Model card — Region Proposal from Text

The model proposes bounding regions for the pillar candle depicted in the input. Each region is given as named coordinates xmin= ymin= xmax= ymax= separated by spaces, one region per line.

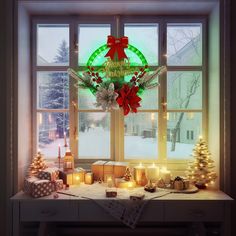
xmin=160 ymin=167 xmax=171 ymax=184
xmin=134 ymin=163 xmax=146 ymax=185
xmin=146 ymin=163 xmax=159 ymax=182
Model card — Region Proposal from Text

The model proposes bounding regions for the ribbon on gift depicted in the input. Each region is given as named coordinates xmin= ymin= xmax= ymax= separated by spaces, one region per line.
xmin=105 ymin=35 xmax=128 ymax=60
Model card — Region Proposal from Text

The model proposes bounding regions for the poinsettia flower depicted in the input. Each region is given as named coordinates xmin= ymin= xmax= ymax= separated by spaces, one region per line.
xmin=116 ymin=84 xmax=142 ymax=115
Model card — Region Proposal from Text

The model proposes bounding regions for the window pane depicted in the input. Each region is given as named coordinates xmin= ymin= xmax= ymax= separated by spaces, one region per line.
xmin=167 ymin=23 xmax=202 ymax=66
xmin=167 ymin=112 xmax=202 ymax=159
xmin=78 ymin=112 xmax=110 ymax=159
xmin=37 ymin=72 xmax=69 ymax=109
xmin=78 ymin=88 xmax=99 ymax=110
xmin=37 ymin=112 xmax=69 ymax=158
xmin=37 ymin=24 xmax=69 ymax=66
xmin=167 ymin=71 xmax=202 ymax=110
xmin=78 ymin=24 xmax=111 ymax=66
xmin=125 ymin=24 xmax=158 ymax=66
xmin=125 ymin=113 xmax=158 ymax=159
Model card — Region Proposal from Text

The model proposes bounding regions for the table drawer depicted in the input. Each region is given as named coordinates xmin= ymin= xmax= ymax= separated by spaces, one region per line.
xmin=21 ymin=201 xmax=78 ymax=222
xmin=165 ymin=202 xmax=224 ymax=222
xmin=139 ymin=201 xmax=164 ymax=222
xmin=78 ymin=201 xmax=115 ymax=222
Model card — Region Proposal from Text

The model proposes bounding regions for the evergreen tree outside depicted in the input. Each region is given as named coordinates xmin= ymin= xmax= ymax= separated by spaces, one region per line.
xmin=39 ymin=40 xmax=69 ymax=144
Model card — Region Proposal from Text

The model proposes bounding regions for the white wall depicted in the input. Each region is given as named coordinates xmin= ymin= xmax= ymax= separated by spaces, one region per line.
xmin=18 ymin=5 xmax=31 ymax=189
xmin=208 ymin=3 xmax=220 ymax=189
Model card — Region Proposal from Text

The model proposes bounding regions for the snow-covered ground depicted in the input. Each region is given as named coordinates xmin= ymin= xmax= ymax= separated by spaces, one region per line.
xmin=40 ymin=127 xmax=194 ymax=160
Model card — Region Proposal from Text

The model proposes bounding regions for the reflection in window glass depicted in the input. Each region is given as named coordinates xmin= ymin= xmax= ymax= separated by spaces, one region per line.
xmin=37 ymin=24 xmax=69 ymax=66
xmin=125 ymin=24 xmax=158 ymax=66
xmin=167 ymin=112 xmax=202 ymax=159
xmin=167 ymin=23 xmax=202 ymax=66
xmin=167 ymin=71 xmax=202 ymax=110
xmin=78 ymin=25 xmax=110 ymax=66
xmin=37 ymin=112 xmax=69 ymax=158
xmin=37 ymin=72 xmax=69 ymax=109
xmin=125 ymin=113 xmax=158 ymax=159
xmin=78 ymin=112 xmax=110 ymax=159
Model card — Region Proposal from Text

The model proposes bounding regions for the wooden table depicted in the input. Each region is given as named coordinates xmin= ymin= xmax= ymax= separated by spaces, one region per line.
xmin=11 ymin=188 xmax=233 ymax=236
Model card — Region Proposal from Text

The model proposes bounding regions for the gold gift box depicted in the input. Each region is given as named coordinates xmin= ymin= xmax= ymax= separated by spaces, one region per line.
xmin=92 ymin=161 xmax=128 ymax=181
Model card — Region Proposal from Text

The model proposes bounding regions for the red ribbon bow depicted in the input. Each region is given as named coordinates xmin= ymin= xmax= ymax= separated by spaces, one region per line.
xmin=105 ymin=35 xmax=128 ymax=60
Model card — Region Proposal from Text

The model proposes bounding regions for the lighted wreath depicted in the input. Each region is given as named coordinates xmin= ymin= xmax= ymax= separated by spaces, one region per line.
xmin=68 ymin=35 xmax=166 ymax=115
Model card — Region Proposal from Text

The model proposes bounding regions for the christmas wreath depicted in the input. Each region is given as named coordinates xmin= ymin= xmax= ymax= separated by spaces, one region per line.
xmin=68 ymin=35 xmax=166 ymax=115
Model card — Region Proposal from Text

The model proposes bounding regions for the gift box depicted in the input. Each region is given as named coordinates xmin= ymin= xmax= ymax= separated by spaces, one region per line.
xmin=52 ymin=179 xmax=64 ymax=191
xmin=23 ymin=177 xmax=54 ymax=198
xmin=38 ymin=167 xmax=59 ymax=181
xmin=92 ymin=161 xmax=107 ymax=181
xmin=59 ymin=168 xmax=85 ymax=185
xmin=92 ymin=161 xmax=128 ymax=181
xmin=59 ymin=171 xmax=73 ymax=185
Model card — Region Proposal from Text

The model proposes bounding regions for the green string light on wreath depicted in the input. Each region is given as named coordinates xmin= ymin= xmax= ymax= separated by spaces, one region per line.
xmin=86 ymin=44 xmax=148 ymax=67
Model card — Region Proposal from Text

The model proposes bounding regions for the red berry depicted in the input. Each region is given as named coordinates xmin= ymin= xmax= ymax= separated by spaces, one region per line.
xmin=93 ymin=78 xmax=96 ymax=82
xmin=91 ymin=67 xmax=94 ymax=71
xmin=92 ymin=72 xmax=95 ymax=76
xmin=145 ymin=65 xmax=148 ymax=68
xmin=96 ymin=72 xmax=99 ymax=76
xmin=87 ymin=71 xmax=91 ymax=75
xmin=134 ymin=72 xmax=138 ymax=76
xmin=140 ymin=68 xmax=144 ymax=72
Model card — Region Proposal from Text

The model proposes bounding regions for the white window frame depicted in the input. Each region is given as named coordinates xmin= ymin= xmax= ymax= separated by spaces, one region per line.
xmin=32 ymin=15 xmax=207 ymax=166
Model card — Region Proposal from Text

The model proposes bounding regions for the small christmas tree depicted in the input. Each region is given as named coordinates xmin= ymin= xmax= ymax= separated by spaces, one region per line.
xmin=28 ymin=151 xmax=47 ymax=176
xmin=186 ymin=137 xmax=217 ymax=189
xmin=123 ymin=167 xmax=132 ymax=181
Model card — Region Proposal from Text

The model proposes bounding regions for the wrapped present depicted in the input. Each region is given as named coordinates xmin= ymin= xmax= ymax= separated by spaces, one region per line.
xmin=38 ymin=167 xmax=59 ymax=181
xmin=92 ymin=161 xmax=107 ymax=181
xmin=59 ymin=171 xmax=73 ymax=185
xmin=113 ymin=162 xmax=128 ymax=178
xmin=92 ymin=161 xmax=128 ymax=181
xmin=52 ymin=179 xmax=64 ymax=191
xmin=105 ymin=188 xmax=117 ymax=198
xmin=59 ymin=168 xmax=85 ymax=185
xmin=23 ymin=177 xmax=54 ymax=198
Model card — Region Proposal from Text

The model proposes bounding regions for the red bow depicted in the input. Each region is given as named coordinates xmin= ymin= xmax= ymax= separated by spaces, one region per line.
xmin=105 ymin=35 xmax=128 ymax=60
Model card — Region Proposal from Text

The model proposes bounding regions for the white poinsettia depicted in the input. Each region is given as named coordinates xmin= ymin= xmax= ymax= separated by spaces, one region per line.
xmin=95 ymin=83 xmax=119 ymax=111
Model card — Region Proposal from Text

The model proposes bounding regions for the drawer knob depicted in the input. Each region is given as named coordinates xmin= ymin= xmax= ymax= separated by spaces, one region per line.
xmin=40 ymin=209 xmax=56 ymax=217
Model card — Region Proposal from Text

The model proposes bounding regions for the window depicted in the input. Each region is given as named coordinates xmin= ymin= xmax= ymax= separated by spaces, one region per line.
xmin=33 ymin=17 xmax=206 ymax=162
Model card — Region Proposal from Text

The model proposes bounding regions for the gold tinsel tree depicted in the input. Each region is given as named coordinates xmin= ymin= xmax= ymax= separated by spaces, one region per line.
xmin=186 ymin=137 xmax=217 ymax=189
xmin=28 ymin=151 xmax=47 ymax=176
xmin=123 ymin=167 xmax=132 ymax=181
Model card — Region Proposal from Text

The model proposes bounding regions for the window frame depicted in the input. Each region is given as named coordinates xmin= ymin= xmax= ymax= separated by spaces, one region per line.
xmin=32 ymin=15 xmax=207 ymax=166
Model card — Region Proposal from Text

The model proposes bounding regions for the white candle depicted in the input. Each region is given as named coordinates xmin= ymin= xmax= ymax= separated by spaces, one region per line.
xmin=146 ymin=163 xmax=159 ymax=182
xmin=160 ymin=167 xmax=171 ymax=184
xmin=107 ymin=177 xmax=113 ymax=188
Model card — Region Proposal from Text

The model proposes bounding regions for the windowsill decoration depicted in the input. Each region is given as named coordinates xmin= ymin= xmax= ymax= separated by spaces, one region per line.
xmin=68 ymin=35 xmax=166 ymax=115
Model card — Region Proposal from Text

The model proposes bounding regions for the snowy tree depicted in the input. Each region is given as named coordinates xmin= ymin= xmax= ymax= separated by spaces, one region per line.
xmin=40 ymin=40 xmax=69 ymax=144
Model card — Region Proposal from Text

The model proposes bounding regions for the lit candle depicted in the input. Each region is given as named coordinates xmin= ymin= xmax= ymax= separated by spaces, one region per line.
xmin=160 ymin=167 xmax=171 ymax=184
xmin=64 ymin=131 xmax=68 ymax=147
xmin=85 ymin=172 xmax=94 ymax=185
xmin=107 ymin=177 xmax=113 ymax=188
xmin=146 ymin=163 xmax=159 ymax=182
xmin=134 ymin=163 xmax=146 ymax=186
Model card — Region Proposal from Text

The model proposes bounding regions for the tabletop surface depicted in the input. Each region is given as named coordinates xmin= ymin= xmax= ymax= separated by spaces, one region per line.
xmin=11 ymin=183 xmax=233 ymax=201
